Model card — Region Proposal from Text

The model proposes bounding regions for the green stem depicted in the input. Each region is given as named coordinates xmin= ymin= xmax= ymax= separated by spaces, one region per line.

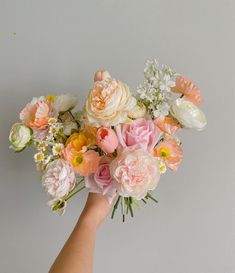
xmin=65 ymin=185 xmax=85 ymax=202
xmin=146 ymin=192 xmax=158 ymax=204
xmin=111 ymin=196 xmax=121 ymax=219
xmin=121 ymin=197 xmax=125 ymax=222
xmin=128 ymin=198 xmax=134 ymax=217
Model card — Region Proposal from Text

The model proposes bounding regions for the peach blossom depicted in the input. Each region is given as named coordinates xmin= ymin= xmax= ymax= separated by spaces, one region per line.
xmin=96 ymin=127 xmax=119 ymax=154
xmin=171 ymin=76 xmax=202 ymax=105
xmin=154 ymin=138 xmax=183 ymax=172
xmin=155 ymin=116 xmax=180 ymax=135
xmin=20 ymin=97 xmax=53 ymax=129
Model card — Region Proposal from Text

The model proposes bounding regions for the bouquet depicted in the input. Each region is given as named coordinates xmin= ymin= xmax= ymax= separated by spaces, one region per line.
xmin=9 ymin=60 xmax=207 ymax=221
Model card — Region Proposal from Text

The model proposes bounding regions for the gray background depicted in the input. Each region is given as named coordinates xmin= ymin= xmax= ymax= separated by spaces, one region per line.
xmin=0 ymin=0 xmax=234 ymax=272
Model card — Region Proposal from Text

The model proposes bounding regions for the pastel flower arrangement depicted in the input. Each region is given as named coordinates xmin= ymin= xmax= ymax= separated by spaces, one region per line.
xmin=9 ymin=60 xmax=207 ymax=220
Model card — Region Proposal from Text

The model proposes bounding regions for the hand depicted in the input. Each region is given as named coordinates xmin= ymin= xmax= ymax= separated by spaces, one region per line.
xmin=79 ymin=193 xmax=116 ymax=230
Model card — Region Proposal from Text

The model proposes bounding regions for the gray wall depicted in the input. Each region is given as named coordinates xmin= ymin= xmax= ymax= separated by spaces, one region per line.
xmin=0 ymin=0 xmax=234 ymax=272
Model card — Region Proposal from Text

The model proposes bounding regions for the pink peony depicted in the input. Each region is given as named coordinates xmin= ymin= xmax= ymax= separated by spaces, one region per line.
xmin=20 ymin=97 xmax=53 ymax=130
xmin=85 ymin=161 xmax=117 ymax=204
xmin=110 ymin=148 xmax=160 ymax=200
xmin=42 ymin=159 xmax=76 ymax=199
xmin=96 ymin=127 xmax=119 ymax=154
xmin=115 ymin=118 xmax=162 ymax=152
xmin=171 ymin=76 xmax=202 ymax=105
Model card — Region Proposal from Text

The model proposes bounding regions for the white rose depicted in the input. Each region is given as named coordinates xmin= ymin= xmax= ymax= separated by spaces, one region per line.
xmin=85 ymin=78 xmax=136 ymax=127
xmin=9 ymin=123 xmax=32 ymax=151
xmin=53 ymin=94 xmax=78 ymax=114
xmin=128 ymin=102 xmax=146 ymax=119
xmin=170 ymin=98 xmax=207 ymax=130
xmin=63 ymin=121 xmax=78 ymax=136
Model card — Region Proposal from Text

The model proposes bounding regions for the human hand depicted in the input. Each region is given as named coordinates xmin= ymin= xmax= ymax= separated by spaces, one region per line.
xmin=79 ymin=193 xmax=116 ymax=230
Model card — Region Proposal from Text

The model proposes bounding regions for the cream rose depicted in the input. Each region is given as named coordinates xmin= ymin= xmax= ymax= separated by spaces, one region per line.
xmin=9 ymin=123 xmax=32 ymax=151
xmin=85 ymin=78 xmax=136 ymax=127
xmin=170 ymin=98 xmax=207 ymax=130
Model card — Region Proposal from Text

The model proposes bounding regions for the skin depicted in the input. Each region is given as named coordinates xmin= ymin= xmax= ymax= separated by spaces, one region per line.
xmin=49 ymin=193 xmax=115 ymax=273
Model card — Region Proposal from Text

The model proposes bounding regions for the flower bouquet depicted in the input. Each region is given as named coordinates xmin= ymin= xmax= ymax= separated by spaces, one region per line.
xmin=9 ymin=60 xmax=207 ymax=221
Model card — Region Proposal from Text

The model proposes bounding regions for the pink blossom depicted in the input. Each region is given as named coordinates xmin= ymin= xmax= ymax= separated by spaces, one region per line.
xmin=85 ymin=161 xmax=117 ymax=204
xmin=115 ymin=118 xmax=162 ymax=152
xmin=96 ymin=127 xmax=119 ymax=154
xmin=42 ymin=159 xmax=76 ymax=199
xmin=110 ymin=148 xmax=160 ymax=200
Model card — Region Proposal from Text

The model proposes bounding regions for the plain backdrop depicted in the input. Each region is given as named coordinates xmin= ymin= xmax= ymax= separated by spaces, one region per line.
xmin=0 ymin=0 xmax=235 ymax=273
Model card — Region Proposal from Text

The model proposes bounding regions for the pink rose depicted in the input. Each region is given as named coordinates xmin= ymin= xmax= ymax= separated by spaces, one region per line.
xmin=115 ymin=118 xmax=162 ymax=152
xmin=110 ymin=148 xmax=160 ymax=200
xmin=96 ymin=127 xmax=119 ymax=154
xmin=85 ymin=162 xmax=117 ymax=204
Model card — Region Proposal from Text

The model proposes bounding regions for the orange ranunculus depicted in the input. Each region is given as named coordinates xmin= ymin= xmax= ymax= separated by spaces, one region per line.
xmin=154 ymin=138 xmax=183 ymax=172
xmin=63 ymin=132 xmax=99 ymax=176
xmin=155 ymin=116 xmax=181 ymax=135
xmin=171 ymin=76 xmax=202 ymax=105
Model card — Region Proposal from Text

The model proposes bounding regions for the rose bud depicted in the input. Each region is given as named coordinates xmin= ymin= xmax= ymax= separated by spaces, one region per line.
xmin=96 ymin=127 xmax=119 ymax=154
xmin=94 ymin=70 xmax=111 ymax=82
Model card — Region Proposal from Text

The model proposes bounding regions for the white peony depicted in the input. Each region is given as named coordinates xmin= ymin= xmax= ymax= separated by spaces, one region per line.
xmin=53 ymin=94 xmax=78 ymax=114
xmin=9 ymin=123 xmax=32 ymax=151
xmin=170 ymin=98 xmax=207 ymax=130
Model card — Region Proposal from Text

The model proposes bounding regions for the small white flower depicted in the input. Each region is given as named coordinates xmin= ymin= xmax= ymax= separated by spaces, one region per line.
xmin=52 ymin=143 xmax=64 ymax=156
xmin=48 ymin=118 xmax=57 ymax=125
xmin=34 ymin=151 xmax=45 ymax=163
xmin=158 ymin=159 xmax=167 ymax=174
xmin=37 ymin=141 xmax=48 ymax=151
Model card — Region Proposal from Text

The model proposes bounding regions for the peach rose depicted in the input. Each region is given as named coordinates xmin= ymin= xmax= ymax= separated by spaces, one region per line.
xmin=85 ymin=77 xmax=136 ymax=127
xmin=110 ymin=148 xmax=160 ymax=200
xmin=171 ymin=76 xmax=202 ymax=105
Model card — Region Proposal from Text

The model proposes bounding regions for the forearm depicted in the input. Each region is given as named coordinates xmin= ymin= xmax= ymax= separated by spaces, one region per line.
xmin=49 ymin=214 xmax=98 ymax=273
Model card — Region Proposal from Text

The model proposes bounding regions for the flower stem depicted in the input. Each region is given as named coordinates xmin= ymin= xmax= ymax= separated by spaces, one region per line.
xmin=65 ymin=180 xmax=85 ymax=202
xmin=146 ymin=192 xmax=158 ymax=204
xmin=111 ymin=196 xmax=121 ymax=219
